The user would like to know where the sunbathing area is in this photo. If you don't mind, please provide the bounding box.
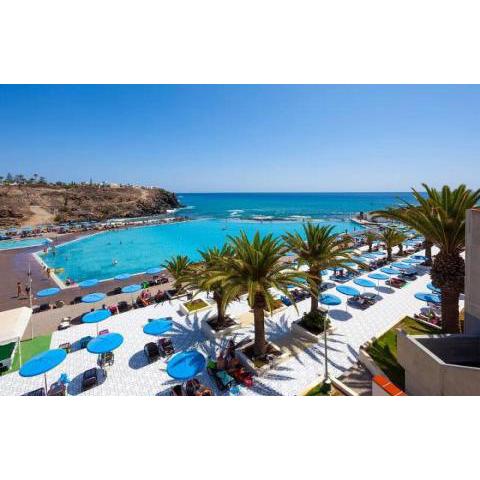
[0,240,454,396]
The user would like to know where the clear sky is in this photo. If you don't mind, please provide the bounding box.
[0,85,479,193]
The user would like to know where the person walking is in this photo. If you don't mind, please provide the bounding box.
[16,281,22,298]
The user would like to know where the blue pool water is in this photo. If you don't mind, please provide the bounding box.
[40,192,411,283]
[0,237,51,251]
[41,218,357,282]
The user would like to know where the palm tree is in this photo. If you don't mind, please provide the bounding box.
[283,223,358,313]
[193,245,235,328]
[162,255,192,295]
[210,232,304,357]
[364,231,377,253]
[378,227,405,262]
[374,184,480,333]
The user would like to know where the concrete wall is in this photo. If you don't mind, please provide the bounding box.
[397,332,480,395]
[465,209,480,335]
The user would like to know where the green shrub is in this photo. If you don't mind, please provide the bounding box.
[301,309,329,334]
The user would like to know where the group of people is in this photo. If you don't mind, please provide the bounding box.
[16,281,31,299]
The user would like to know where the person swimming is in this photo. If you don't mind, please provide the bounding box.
[112,259,118,265]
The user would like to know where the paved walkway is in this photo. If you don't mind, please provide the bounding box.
[0,247,460,396]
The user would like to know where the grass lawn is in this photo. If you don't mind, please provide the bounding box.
[2,334,52,375]
[305,382,343,396]
[366,316,438,390]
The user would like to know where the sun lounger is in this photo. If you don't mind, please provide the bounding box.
[47,382,66,396]
[79,336,93,349]
[158,338,175,357]
[25,387,46,396]
[58,317,71,330]
[144,342,160,362]
[99,329,109,336]
[99,351,114,367]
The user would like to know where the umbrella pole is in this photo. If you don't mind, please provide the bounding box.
[44,373,48,394]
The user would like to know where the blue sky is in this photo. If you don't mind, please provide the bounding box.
[0,85,479,192]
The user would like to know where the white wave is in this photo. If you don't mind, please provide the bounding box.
[228,209,245,217]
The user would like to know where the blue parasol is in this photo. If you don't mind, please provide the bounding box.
[167,351,206,381]
[19,349,67,393]
[354,278,376,288]
[368,273,389,281]
[143,318,173,336]
[121,284,142,294]
[415,292,441,304]
[78,279,99,288]
[392,262,411,269]
[114,273,132,281]
[427,282,441,293]
[381,267,400,275]
[81,292,106,303]
[319,293,342,306]
[82,309,111,324]
[336,285,360,296]
[146,267,162,275]
[87,333,124,354]
[37,287,60,298]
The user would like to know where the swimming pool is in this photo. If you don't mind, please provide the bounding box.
[0,237,51,251]
[40,218,363,283]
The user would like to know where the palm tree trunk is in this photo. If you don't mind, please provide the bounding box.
[424,240,433,266]
[387,247,392,262]
[253,306,267,357]
[309,268,320,313]
[368,242,372,253]
[213,291,225,327]
[441,288,461,334]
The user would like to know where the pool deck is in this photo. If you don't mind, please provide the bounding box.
[0,246,458,396]
[0,231,173,314]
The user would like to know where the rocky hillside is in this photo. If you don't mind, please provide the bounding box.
[0,184,181,227]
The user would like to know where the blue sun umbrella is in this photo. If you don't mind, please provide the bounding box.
[122,284,141,294]
[82,309,112,334]
[87,333,124,354]
[412,255,426,261]
[81,292,106,303]
[320,293,342,306]
[114,273,132,281]
[19,349,67,393]
[427,282,441,293]
[368,273,389,281]
[167,350,206,381]
[78,278,99,288]
[415,292,441,304]
[381,267,400,275]
[403,258,422,264]
[392,262,410,269]
[37,287,60,298]
[143,318,173,336]
[336,285,360,296]
[146,267,162,275]
[354,278,375,288]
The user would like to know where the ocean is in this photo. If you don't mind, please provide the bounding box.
[176,192,412,221]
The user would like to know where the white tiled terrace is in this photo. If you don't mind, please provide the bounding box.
[0,247,460,396]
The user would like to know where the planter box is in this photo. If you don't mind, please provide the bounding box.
[291,319,334,342]
[200,317,242,341]
[179,299,213,316]
[236,340,289,376]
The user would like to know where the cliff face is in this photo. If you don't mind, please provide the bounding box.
[0,184,181,227]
